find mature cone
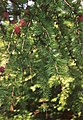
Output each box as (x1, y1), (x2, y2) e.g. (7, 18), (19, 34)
(3, 11), (9, 19)
(0, 66), (5, 73)
(14, 25), (20, 34)
(78, 14), (83, 21)
(20, 19), (26, 27)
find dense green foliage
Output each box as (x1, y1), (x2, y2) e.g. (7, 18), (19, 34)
(0, 0), (83, 119)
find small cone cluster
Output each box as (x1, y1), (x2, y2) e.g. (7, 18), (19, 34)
(14, 19), (26, 35)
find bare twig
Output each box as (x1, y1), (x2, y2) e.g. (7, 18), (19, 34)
(64, 0), (74, 9)
(21, 40), (25, 52)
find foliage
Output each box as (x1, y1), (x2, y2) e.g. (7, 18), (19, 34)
(0, 0), (83, 119)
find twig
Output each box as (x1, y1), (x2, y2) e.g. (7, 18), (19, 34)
(30, 65), (33, 83)
(64, 0), (74, 9)
(21, 40), (25, 52)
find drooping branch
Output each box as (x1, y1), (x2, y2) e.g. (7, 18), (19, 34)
(56, 14), (83, 74)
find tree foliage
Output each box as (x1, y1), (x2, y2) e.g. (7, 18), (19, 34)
(0, 0), (83, 119)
